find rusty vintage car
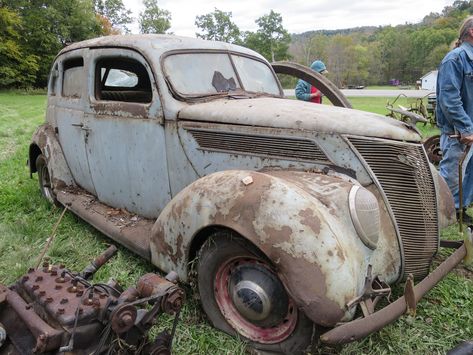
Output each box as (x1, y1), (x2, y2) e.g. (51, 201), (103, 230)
(29, 34), (465, 354)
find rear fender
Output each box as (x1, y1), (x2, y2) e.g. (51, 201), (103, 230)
(30, 124), (75, 190)
(151, 170), (373, 326)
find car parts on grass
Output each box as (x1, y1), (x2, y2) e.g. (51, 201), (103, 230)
(0, 245), (184, 354)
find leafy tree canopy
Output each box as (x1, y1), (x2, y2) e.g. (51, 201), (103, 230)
(3, 0), (101, 87)
(195, 8), (241, 44)
(0, 7), (38, 88)
(94, 0), (133, 33)
(139, 0), (171, 34)
(244, 10), (291, 62)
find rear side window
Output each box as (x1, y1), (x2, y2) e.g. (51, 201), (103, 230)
(62, 58), (84, 98)
(95, 58), (152, 103)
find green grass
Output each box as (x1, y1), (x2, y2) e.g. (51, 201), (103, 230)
(0, 91), (471, 354)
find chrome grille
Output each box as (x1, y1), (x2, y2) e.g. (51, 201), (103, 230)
(348, 137), (438, 280)
(188, 129), (330, 163)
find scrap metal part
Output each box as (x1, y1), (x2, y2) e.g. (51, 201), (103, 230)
(423, 135), (442, 165)
(0, 246), (184, 354)
(320, 243), (467, 344)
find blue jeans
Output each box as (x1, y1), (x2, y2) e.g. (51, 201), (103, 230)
(439, 134), (473, 209)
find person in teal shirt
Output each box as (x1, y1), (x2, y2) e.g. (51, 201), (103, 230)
(295, 60), (328, 104)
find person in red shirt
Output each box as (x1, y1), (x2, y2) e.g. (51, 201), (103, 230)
(295, 60), (328, 104)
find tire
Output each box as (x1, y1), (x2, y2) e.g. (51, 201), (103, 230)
(197, 230), (313, 354)
(36, 154), (59, 206)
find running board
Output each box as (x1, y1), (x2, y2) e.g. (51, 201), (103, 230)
(56, 189), (153, 261)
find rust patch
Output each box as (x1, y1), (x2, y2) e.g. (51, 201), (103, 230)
(298, 208), (321, 236)
(278, 257), (345, 326)
(335, 246), (345, 261)
(92, 102), (148, 118)
(225, 173), (272, 224)
(262, 225), (293, 246)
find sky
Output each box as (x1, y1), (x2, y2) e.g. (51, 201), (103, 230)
(123, 0), (455, 36)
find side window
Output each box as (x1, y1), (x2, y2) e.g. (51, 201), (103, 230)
(95, 58), (152, 103)
(49, 63), (59, 96)
(62, 58), (84, 98)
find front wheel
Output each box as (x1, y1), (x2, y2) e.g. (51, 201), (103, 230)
(197, 231), (313, 354)
(36, 154), (59, 206)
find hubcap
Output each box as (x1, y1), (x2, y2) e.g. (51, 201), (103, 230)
(214, 257), (298, 344)
(231, 280), (271, 322)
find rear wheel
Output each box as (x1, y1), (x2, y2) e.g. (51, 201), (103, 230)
(197, 231), (313, 354)
(36, 154), (59, 206)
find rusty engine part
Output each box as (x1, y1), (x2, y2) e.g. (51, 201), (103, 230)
(0, 245), (184, 354)
(423, 134), (442, 165)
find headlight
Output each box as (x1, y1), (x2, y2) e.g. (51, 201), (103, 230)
(348, 185), (380, 249)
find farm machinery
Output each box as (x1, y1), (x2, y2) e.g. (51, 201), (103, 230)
(386, 93), (441, 165)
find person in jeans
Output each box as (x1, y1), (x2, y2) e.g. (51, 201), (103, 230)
(295, 60), (328, 104)
(437, 16), (473, 224)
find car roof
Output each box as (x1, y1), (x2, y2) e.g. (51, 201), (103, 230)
(58, 34), (265, 61)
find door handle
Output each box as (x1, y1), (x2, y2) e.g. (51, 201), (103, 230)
(71, 123), (91, 132)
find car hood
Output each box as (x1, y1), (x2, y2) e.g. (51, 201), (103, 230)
(177, 97), (421, 141)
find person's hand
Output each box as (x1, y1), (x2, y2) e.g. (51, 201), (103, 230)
(460, 134), (473, 145)
(310, 92), (322, 98)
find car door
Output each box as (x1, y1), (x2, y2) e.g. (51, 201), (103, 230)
(55, 54), (97, 195)
(84, 48), (171, 219)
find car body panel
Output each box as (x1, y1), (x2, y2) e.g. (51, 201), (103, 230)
(178, 97), (420, 141)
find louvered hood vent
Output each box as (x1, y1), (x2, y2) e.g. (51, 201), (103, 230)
(347, 136), (438, 281)
(187, 128), (330, 163)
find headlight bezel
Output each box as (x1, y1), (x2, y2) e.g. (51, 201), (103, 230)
(348, 185), (380, 250)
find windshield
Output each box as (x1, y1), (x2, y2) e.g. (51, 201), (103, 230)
(163, 52), (281, 97)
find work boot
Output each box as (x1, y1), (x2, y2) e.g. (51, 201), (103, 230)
(456, 208), (473, 225)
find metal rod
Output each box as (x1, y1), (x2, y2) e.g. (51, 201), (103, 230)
(458, 145), (471, 233)
(35, 206), (68, 269)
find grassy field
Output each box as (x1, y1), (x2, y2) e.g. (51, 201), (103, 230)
(0, 92), (472, 354)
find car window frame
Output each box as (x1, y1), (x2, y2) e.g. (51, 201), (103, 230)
(161, 49), (284, 100)
(88, 48), (163, 121)
(62, 57), (85, 100)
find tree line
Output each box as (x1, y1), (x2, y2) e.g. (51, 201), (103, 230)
(290, 1), (473, 87)
(0, 0), (171, 87)
(1, 0), (472, 89)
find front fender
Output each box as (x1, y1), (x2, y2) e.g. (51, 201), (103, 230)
(30, 124), (75, 190)
(151, 170), (374, 327)
(430, 164), (456, 228)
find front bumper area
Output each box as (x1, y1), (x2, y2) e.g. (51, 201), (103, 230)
(321, 243), (467, 344)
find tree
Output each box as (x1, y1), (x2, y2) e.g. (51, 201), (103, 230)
(96, 14), (121, 36)
(139, 0), (171, 34)
(195, 8), (240, 43)
(4, 0), (102, 87)
(94, 0), (133, 33)
(0, 7), (38, 88)
(243, 10), (290, 62)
